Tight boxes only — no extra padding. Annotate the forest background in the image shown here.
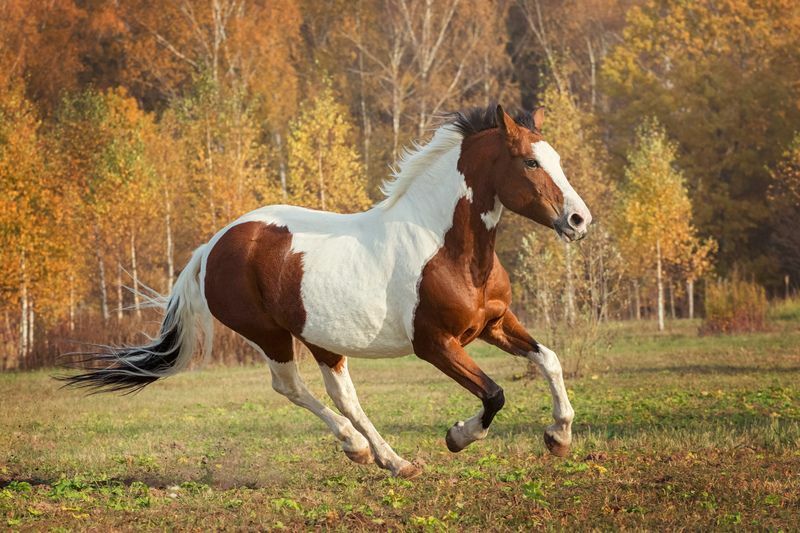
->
[2,0,799,369]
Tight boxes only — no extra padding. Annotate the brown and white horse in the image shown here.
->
[63,105,592,478]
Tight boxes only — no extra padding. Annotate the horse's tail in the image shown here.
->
[59,245,213,394]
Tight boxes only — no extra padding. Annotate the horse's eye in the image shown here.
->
[524,159,539,169]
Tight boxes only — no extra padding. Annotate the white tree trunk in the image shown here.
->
[688,279,695,319]
[94,225,109,322]
[317,150,326,210]
[28,300,34,355]
[669,279,676,319]
[130,231,141,318]
[656,239,665,331]
[19,254,28,359]
[69,274,75,332]
[165,189,175,293]
[274,132,288,201]
[117,262,124,322]
[206,124,217,228]
[634,279,641,320]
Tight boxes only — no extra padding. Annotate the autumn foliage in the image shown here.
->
[1,0,799,368]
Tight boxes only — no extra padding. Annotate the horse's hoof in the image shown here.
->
[543,431,570,457]
[344,447,374,464]
[395,461,423,479]
[445,426,466,453]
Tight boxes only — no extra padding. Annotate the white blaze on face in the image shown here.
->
[531,141,591,231]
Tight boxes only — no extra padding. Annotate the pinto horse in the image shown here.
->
[62,105,592,478]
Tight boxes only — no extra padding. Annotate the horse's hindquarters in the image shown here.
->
[204,221,306,360]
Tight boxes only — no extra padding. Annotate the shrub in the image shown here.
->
[702,275,767,334]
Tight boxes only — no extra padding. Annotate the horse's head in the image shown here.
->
[491,105,592,242]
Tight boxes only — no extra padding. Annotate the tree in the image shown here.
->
[287,83,370,213]
[769,133,800,294]
[0,83,79,361]
[170,75,278,237]
[602,0,800,285]
[617,119,713,330]
[53,88,161,322]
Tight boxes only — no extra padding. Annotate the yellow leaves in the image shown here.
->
[287,82,370,213]
[617,119,713,279]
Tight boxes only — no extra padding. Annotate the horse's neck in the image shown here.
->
[444,174,501,285]
[382,144,501,285]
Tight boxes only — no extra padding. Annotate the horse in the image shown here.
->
[61,104,592,479]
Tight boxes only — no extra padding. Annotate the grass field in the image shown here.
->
[2,316,799,530]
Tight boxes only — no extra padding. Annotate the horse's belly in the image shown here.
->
[298,266,417,358]
[294,235,431,358]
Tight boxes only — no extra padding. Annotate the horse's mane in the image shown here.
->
[379,104,534,208]
[450,104,534,139]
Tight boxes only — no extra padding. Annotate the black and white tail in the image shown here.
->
[59,246,212,394]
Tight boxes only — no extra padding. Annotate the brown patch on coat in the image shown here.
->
[204,222,306,362]
[306,344,347,373]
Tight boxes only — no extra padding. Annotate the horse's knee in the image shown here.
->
[481,388,505,428]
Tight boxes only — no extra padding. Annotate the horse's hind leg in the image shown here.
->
[248,333,374,465]
[311,347,421,479]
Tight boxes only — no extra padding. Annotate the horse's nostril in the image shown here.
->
[569,213,584,229]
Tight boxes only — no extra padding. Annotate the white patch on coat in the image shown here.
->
[531,141,591,224]
[202,125,470,358]
[480,196,504,230]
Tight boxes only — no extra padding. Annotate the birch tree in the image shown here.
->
[287,83,370,213]
[618,119,711,330]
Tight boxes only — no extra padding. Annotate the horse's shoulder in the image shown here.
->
[486,254,512,304]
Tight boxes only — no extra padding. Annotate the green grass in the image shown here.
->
[2,321,799,530]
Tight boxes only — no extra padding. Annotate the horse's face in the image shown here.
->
[492,106,592,241]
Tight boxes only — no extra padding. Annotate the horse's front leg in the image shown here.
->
[413,334,505,453]
[480,310,574,457]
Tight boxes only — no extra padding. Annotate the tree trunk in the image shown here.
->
[564,242,575,324]
[356,5,371,180]
[206,123,217,228]
[69,273,75,332]
[634,279,641,320]
[117,262,124,322]
[19,253,28,360]
[130,231,141,318]
[28,300,34,359]
[317,149,326,210]
[688,279,695,319]
[669,278,676,319]
[392,81,401,160]
[94,225,109,322]
[165,189,175,293]
[274,132,288,200]
[586,36,597,110]
[600,251,608,321]
[656,239,665,331]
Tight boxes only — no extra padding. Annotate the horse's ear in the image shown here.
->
[496,105,520,143]
[532,107,545,131]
